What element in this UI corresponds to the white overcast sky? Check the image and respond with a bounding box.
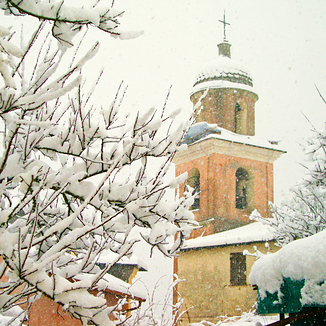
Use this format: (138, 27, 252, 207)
(3, 0, 326, 202)
(93, 0, 326, 203)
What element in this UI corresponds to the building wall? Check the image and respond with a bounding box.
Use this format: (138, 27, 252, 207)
(0, 255, 72, 325)
(176, 241, 278, 325)
(176, 150, 274, 237)
(190, 88, 258, 136)
(28, 290, 127, 325)
(28, 296, 83, 326)
(0, 256, 142, 325)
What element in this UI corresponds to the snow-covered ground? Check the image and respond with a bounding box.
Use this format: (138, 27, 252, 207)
(190, 312, 278, 326)
(0, 312, 278, 326)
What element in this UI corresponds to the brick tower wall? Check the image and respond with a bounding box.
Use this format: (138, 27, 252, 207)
(190, 88, 258, 136)
(176, 150, 274, 238)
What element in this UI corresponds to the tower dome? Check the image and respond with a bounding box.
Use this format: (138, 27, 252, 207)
(191, 42, 256, 95)
(193, 55, 253, 89)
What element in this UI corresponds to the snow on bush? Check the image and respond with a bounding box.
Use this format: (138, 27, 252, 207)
(115, 275, 188, 326)
(249, 228, 326, 307)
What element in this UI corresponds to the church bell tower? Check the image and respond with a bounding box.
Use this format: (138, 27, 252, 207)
(173, 15, 285, 238)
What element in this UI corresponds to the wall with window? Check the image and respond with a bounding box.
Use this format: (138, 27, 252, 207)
(190, 88, 257, 136)
(176, 241, 278, 325)
(234, 102, 248, 134)
(175, 155, 215, 238)
(186, 168, 201, 210)
(175, 147, 274, 237)
(230, 252, 247, 286)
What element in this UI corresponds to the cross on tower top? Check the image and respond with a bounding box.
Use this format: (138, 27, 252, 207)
(218, 11, 230, 42)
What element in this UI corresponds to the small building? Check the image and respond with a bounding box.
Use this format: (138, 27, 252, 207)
(176, 222, 277, 325)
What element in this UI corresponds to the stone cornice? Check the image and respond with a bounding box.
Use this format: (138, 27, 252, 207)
(173, 137, 285, 165)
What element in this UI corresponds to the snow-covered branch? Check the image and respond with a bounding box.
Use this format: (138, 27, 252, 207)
(0, 17, 196, 325)
(0, 0, 144, 46)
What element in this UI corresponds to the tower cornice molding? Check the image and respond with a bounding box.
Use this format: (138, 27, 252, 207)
(190, 86, 258, 103)
(173, 137, 285, 165)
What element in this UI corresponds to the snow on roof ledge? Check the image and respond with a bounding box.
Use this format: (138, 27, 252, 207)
(181, 222, 275, 251)
(182, 121, 221, 145)
(98, 250, 148, 271)
(183, 122, 286, 153)
(77, 272, 146, 301)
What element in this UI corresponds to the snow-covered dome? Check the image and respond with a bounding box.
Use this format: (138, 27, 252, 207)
(193, 55, 253, 88)
(191, 42, 255, 95)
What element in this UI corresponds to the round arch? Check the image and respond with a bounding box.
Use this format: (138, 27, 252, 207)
(235, 101, 248, 135)
(235, 167, 249, 210)
(187, 168, 200, 210)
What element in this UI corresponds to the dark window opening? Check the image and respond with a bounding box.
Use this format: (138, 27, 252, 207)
(236, 168, 249, 209)
(235, 103, 241, 133)
(230, 252, 247, 286)
(187, 168, 200, 210)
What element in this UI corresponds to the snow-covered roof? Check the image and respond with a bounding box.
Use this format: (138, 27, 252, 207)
(77, 272, 146, 301)
(98, 250, 148, 271)
(192, 55, 256, 95)
(181, 222, 276, 251)
(249, 228, 326, 307)
(183, 122, 285, 153)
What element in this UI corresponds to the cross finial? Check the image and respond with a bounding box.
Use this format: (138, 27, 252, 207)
(218, 11, 230, 42)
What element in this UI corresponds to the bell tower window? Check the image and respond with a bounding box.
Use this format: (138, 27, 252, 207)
(235, 103, 241, 133)
(235, 102, 248, 134)
(235, 168, 249, 209)
(187, 168, 200, 210)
